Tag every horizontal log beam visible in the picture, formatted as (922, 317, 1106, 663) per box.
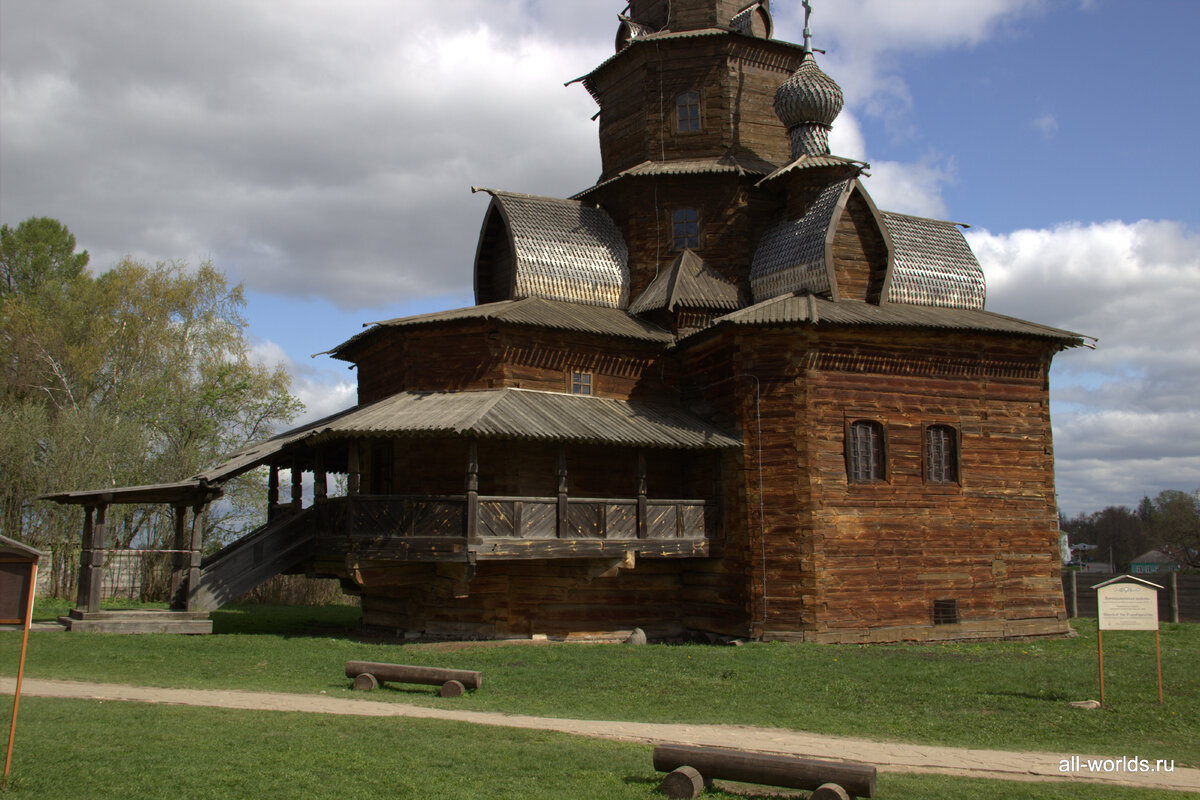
(345, 660, 482, 691)
(652, 744, 875, 798)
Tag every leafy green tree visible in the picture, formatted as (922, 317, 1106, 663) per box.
(0, 217, 302, 595)
(1142, 489, 1200, 569)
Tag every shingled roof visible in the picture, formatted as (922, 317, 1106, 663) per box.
(472, 189, 629, 309)
(882, 211, 987, 310)
(749, 178, 851, 302)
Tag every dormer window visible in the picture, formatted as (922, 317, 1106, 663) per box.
(570, 371, 593, 395)
(672, 208, 700, 249)
(676, 91, 701, 132)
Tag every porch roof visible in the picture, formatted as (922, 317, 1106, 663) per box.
(196, 388, 740, 483)
(41, 479, 224, 507)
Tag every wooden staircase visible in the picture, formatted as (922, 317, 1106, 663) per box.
(177, 507, 317, 613)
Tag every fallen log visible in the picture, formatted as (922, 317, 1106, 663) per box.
(345, 660, 482, 693)
(652, 743, 875, 798)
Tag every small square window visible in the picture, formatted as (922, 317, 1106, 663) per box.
(570, 371, 592, 395)
(933, 599, 959, 625)
(676, 91, 701, 132)
(672, 208, 699, 250)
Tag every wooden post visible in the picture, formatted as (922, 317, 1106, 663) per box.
(169, 504, 188, 608)
(290, 456, 303, 508)
(74, 506, 95, 611)
(1097, 628, 1106, 707)
(1170, 572, 1179, 624)
(348, 439, 361, 495)
(185, 503, 205, 612)
(2, 560, 37, 790)
(1067, 570, 1078, 618)
(636, 452, 648, 540)
(466, 439, 480, 542)
(556, 448, 568, 539)
(1156, 630, 1164, 704)
(267, 465, 279, 520)
(314, 450, 327, 502)
(85, 504, 108, 614)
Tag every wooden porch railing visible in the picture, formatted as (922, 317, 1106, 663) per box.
(310, 495, 714, 542)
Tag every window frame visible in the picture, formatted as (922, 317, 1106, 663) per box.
(569, 370, 593, 396)
(845, 419, 887, 484)
(671, 207, 700, 250)
(675, 90, 702, 133)
(923, 424, 960, 485)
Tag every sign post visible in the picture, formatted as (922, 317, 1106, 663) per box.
(0, 535, 46, 790)
(1094, 575, 1164, 706)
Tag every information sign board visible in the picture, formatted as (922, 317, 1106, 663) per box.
(1097, 581, 1159, 631)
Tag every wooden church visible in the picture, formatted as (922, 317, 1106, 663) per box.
(49, 0, 1084, 642)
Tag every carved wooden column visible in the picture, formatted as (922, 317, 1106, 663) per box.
(185, 503, 206, 612)
(556, 448, 569, 538)
(74, 506, 95, 612)
(290, 455, 303, 509)
(465, 439, 480, 542)
(314, 450, 327, 502)
(347, 440, 361, 495)
(169, 504, 188, 609)
(636, 452, 648, 539)
(267, 465, 280, 521)
(84, 504, 108, 614)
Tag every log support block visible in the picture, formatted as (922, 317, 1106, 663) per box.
(660, 766, 704, 799)
(439, 679, 466, 697)
(351, 673, 379, 691)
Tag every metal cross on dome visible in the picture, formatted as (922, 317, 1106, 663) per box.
(802, 0, 813, 54)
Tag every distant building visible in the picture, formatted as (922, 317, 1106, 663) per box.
(47, 0, 1086, 642)
(1130, 550, 1183, 575)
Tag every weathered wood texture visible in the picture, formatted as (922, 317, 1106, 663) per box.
(344, 660, 482, 691)
(652, 744, 876, 798)
(831, 188, 889, 303)
(359, 559, 690, 640)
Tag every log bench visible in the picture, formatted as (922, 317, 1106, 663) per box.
(653, 743, 876, 799)
(345, 660, 482, 697)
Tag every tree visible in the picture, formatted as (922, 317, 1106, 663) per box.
(0, 217, 302, 595)
(1059, 505, 1145, 572)
(1142, 489, 1200, 569)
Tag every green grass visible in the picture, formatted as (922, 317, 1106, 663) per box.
(0, 698, 1185, 799)
(5, 603, 1199, 768)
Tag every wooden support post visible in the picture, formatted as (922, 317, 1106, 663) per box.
(1156, 629, 1164, 704)
(465, 439, 480, 542)
(636, 452, 648, 540)
(1170, 572, 1179, 624)
(169, 504, 188, 609)
(74, 506, 95, 611)
(85, 504, 108, 614)
(1097, 628, 1106, 707)
(556, 448, 568, 539)
(267, 465, 279, 520)
(314, 450, 327, 502)
(1068, 569, 1078, 618)
(290, 455, 303, 508)
(347, 439, 361, 495)
(185, 503, 205, 612)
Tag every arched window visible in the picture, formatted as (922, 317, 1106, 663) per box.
(846, 420, 885, 482)
(925, 425, 958, 483)
(676, 91, 701, 132)
(672, 208, 700, 249)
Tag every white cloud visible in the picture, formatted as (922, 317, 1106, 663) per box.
(968, 220, 1200, 514)
(1032, 113, 1059, 139)
(860, 158, 956, 218)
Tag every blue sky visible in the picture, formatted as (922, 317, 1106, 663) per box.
(2, 0, 1198, 515)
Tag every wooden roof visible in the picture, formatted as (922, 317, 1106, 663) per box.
(41, 479, 224, 507)
(328, 296, 674, 359)
(698, 295, 1087, 345)
(0, 534, 47, 561)
(628, 249, 742, 315)
(883, 211, 986, 310)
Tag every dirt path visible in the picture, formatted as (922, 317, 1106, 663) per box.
(4, 677, 1197, 793)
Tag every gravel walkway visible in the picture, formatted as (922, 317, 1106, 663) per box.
(4, 677, 1197, 793)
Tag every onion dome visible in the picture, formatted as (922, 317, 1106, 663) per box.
(773, 52, 844, 159)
